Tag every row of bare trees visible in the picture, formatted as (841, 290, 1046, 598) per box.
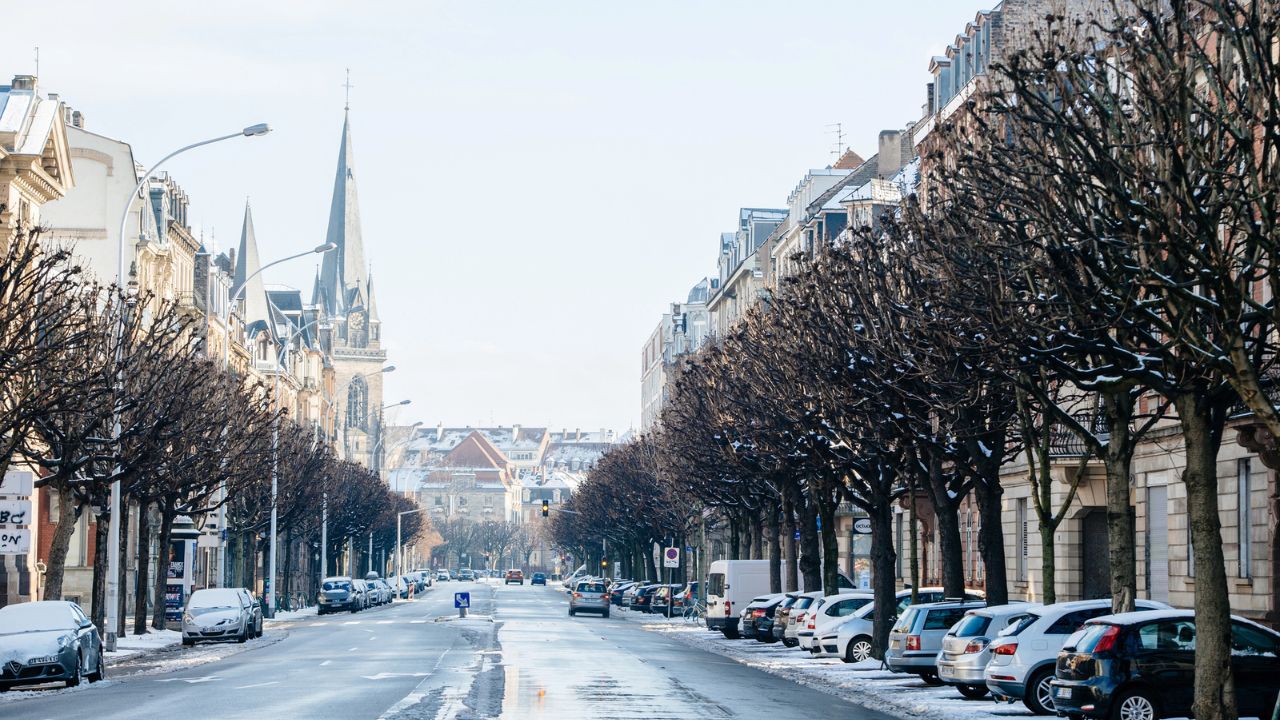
(555, 3, 1278, 718)
(1, 224, 422, 635)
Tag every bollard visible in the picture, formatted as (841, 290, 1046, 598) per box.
(459, 606, 467, 619)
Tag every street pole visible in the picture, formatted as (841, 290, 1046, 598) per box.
(105, 123, 271, 653)
(320, 493, 327, 579)
(367, 532, 373, 575)
(267, 379, 279, 617)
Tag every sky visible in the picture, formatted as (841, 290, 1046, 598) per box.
(7, 0, 982, 434)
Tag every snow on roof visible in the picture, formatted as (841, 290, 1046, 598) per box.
(0, 84, 59, 156)
(188, 588, 245, 608)
(0, 600, 78, 631)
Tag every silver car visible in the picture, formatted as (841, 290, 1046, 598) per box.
(887, 600, 986, 684)
(0, 600, 105, 689)
(936, 602, 1037, 698)
(182, 587, 262, 645)
(568, 579, 610, 618)
(318, 576, 361, 614)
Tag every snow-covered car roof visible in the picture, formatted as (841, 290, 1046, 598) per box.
(0, 601, 80, 632)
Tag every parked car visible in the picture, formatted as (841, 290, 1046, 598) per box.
(936, 603, 1039, 698)
(674, 582, 700, 609)
(752, 594, 789, 643)
(984, 598, 1170, 715)
(0, 600, 105, 689)
(318, 576, 361, 614)
(781, 591, 825, 647)
(505, 569, 525, 585)
(649, 584, 682, 615)
(1053, 609, 1280, 720)
(631, 584, 661, 612)
(887, 599, 987, 684)
(182, 587, 262, 646)
(412, 569, 433, 588)
(741, 594, 786, 640)
(817, 587, 987, 662)
(609, 581, 638, 605)
(706, 560, 772, 638)
(799, 592, 874, 651)
(770, 593, 804, 643)
(531, 572, 547, 586)
(569, 579, 611, 618)
(458, 569, 475, 581)
(436, 569, 450, 583)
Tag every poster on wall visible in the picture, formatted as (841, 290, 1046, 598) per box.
(0, 527, 31, 554)
(165, 584, 184, 621)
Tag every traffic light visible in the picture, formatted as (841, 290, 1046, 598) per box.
(600, 557, 608, 568)
(541, 500, 549, 517)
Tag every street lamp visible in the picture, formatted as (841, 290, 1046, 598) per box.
(395, 506, 431, 593)
(105, 123, 271, 653)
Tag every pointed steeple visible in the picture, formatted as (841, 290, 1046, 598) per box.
(319, 109, 368, 314)
(234, 200, 270, 327)
(310, 266, 326, 309)
(367, 271, 379, 323)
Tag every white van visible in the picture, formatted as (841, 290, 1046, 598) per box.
(706, 560, 771, 638)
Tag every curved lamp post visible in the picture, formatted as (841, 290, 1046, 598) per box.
(105, 123, 271, 653)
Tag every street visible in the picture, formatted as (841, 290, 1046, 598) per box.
(0, 582, 895, 720)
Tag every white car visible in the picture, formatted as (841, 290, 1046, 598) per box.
(798, 592, 873, 651)
(782, 591, 825, 647)
(983, 598, 1170, 715)
(816, 587, 986, 662)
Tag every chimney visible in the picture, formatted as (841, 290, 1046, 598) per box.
(10, 75, 35, 92)
(574, 428, 581, 441)
(436, 422, 444, 442)
(72, 110, 84, 128)
(512, 424, 520, 439)
(878, 130, 904, 178)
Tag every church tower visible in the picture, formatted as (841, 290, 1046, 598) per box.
(315, 107, 386, 469)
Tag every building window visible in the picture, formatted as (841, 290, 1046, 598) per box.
(346, 376, 368, 430)
(1016, 498, 1028, 582)
(1238, 458, 1251, 578)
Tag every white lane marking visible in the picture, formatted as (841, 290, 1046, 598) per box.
(347, 646, 358, 652)
(363, 672, 430, 680)
(156, 675, 220, 684)
(376, 645, 453, 719)
(310, 622, 330, 627)
(234, 681, 280, 689)
(376, 620, 394, 624)
(343, 621, 361, 625)
(410, 620, 427, 624)
(320, 660, 332, 666)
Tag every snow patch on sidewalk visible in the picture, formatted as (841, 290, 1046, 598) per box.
(617, 610, 1034, 720)
(111, 628, 183, 661)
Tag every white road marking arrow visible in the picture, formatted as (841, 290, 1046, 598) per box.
(156, 675, 220, 684)
(235, 681, 280, 689)
(362, 672, 430, 680)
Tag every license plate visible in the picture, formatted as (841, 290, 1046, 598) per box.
(1055, 687, 1071, 699)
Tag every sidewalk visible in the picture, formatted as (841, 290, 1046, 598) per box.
(616, 608, 1034, 720)
(110, 629, 183, 662)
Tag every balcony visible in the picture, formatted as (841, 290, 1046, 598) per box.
(1048, 414, 1110, 458)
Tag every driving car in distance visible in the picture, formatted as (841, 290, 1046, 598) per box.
(505, 569, 525, 585)
(0, 600, 105, 689)
(531, 572, 547, 586)
(569, 579, 611, 618)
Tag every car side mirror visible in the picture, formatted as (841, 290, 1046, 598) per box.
(80, 619, 93, 629)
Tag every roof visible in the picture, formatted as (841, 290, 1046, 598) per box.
(319, 109, 368, 315)
(235, 202, 270, 327)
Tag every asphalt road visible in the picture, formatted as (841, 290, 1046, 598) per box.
(0, 581, 898, 719)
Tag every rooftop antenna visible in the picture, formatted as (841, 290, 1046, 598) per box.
(827, 122, 845, 161)
(34, 47, 39, 79)
(343, 68, 353, 111)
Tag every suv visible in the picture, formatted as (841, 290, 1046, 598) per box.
(504, 569, 525, 585)
(569, 579, 610, 618)
(799, 592, 874, 651)
(887, 599, 987, 684)
(983, 598, 1169, 715)
(936, 603, 1037, 698)
(1052, 609, 1280, 720)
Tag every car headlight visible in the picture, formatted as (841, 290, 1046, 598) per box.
(57, 634, 74, 649)
(183, 613, 194, 624)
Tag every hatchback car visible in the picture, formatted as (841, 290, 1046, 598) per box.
(458, 569, 475, 581)
(800, 592, 874, 651)
(531, 572, 547, 586)
(182, 587, 263, 645)
(983, 598, 1170, 715)
(631, 584, 661, 612)
(0, 600, 105, 689)
(816, 586, 985, 662)
(505, 569, 525, 585)
(1050, 609, 1280, 720)
(936, 603, 1037, 698)
(781, 591, 824, 647)
(569, 580, 611, 617)
(741, 594, 786, 640)
(887, 599, 987, 684)
(318, 576, 362, 614)
(436, 569, 450, 582)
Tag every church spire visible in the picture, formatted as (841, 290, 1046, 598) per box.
(319, 106, 368, 314)
(367, 271, 379, 323)
(234, 200, 270, 327)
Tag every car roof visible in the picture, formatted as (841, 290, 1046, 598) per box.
(906, 598, 987, 611)
(969, 602, 1041, 617)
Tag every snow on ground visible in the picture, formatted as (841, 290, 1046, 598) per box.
(617, 608, 1035, 720)
(110, 628, 183, 661)
(265, 606, 317, 624)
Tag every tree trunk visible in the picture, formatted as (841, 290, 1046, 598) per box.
(116, 499, 130, 639)
(868, 501, 897, 660)
(1039, 522, 1056, 605)
(728, 516, 741, 560)
(151, 507, 174, 631)
(783, 488, 799, 592)
(42, 484, 79, 600)
(1103, 388, 1139, 613)
(644, 542, 658, 582)
(908, 484, 920, 604)
(1173, 392, 1236, 720)
(798, 489, 822, 591)
(767, 504, 782, 593)
(922, 456, 966, 599)
(133, 502, 152, 635)
(283, 528, 294, 608)
(819, 496, 839, 595)
(92, 509, 108, 632)
(974, 480, 1009, 606)
(753, 511, 765, 561)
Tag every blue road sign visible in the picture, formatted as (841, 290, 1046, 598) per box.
(454, 592, 470, 609)
(793, 530, 801, 540)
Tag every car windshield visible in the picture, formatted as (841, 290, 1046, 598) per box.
(949, 613, 992, 637)
(998, 612, 1040, 637)
(578, 583, 606, 593)
(188, 589, 243, 610)
(893, 607, 920, 633)
(793, 596, 815, 610)
(0, 602, 77, 632)
(322, 580, 351, 591)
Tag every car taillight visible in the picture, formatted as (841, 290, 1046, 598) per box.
(725, 601, 731, 615)
(807, 616, 816, 630)
(753, 609, 765, 618)
(1092, 625, 1121, 653)
(992, 642, 1018, 656)
(572, 592, 582, 599)
(963, 638, 988, 654)
(906, 635, 921, 651)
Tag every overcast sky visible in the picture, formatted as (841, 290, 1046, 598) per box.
(8, 1, 981, 434)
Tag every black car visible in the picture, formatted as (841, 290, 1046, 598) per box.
(609, 582, 637, 605)
(748, 595, 786, 643)
(631, 584, 661, 612)
(1051, 609, 1280, 720)
(531, 572, 547, 586)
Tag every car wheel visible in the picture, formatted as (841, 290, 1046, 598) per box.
(569, 609, 575, 617)
(1023, 668, 1057, 715)
(66, 653, 83, 687)
(957, 684, 989, 699)
(782, 637, 797, 648)
(237, 627, 249, 643)
(602, 611, 610, 619)
(723, 626, 740, 639)
(256, 621, 264, 638)
(844, 636, 873, 663)
(182, 637, 195, 646)
(1110, 688, 1158, 720)
(919, 671, 944, 686)
(87, 646, 105, 682)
